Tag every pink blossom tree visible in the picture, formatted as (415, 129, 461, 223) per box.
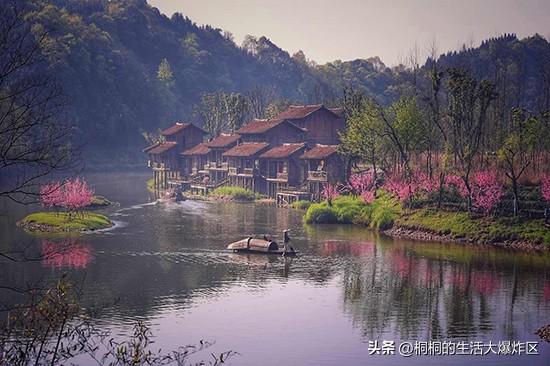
(40, 181, 64, 211)
(445, 174, 468, 198)
(347, 171, 377, 203)
(40, 178, 94, 218)
(63, 178, 94, 216)
(471, 170, 503, 214)
(382, 171, 418, 204)
(322, 183, 340, 207)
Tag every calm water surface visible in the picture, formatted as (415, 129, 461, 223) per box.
(1, 171, 550, 365)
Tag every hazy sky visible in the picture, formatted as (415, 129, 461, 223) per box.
(148, 0, 550, 66)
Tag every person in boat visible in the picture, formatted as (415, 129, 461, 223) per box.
(282, 229, 293, 256)
(246, 236, 252, 249)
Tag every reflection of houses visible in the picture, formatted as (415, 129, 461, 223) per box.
(223, 142, 270, 192)
(301, 145, 346, 201)
(144, 104, 348, 200)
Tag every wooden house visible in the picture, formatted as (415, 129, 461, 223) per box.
(236, 119, 306, 146)
(161, 122, 206, 148)
(273, 105, 345, 145)
(301, 145, 346, 201)
(259, 143, 307, 197)
(204, 134, 240, 184)
(143, 122, 206, 188)
(180, 143, 211, 177)
(222, 142, 270, 192)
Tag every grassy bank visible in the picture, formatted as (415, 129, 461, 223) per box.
(209, 186, 258, 201)
(304, 193, 401, 229)
(18, 212, 113, 233)
(304, 193, 550, 248)
(397, 209, 550, 246)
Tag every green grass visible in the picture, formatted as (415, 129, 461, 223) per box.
(146, 177, 155, 191)
(19, 212, 113, 232)
(398, 209, 550, 246)
(290, 200, 312, 210)
(88, 195, 112, 207)
(304, 192, 401, 228)
(210, 186, 257, 201)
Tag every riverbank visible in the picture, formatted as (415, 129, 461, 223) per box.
(17, 212, 113, 233)
(303, 195, 550, 252)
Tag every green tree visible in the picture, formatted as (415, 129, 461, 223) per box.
(339, 98, 385, 182)
(447, 68, 497, 210)
(498, 109, 543, 216)
(157, 58, 174, 86)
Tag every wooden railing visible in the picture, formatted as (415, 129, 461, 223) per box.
(307, 170, 327, 181)
(276, 172, 288, 181)
(228, 167, 255, 176)
(205, 162, 228, 170)
(149, 161, 167, 170)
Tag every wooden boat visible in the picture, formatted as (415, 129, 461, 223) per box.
(227, 238, 297, 256)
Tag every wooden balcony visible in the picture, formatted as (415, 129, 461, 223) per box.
(205, 162, 229, 171)
(266, 171, 288, 182)
(148, 161, 168, 171)
(228, 167, 255, 176)
(307, 170, 327, 181)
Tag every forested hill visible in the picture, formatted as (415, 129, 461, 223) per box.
(24, 0, 550, 165)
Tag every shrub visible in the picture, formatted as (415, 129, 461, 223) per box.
(304, 204, 338, 224)
(290, 200, 312, 210)
(336, 204, 362, 224)
(210, 186, 256, 201)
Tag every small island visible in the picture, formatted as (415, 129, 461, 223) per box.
(18, 177, 114, 233)
(18, 212, 113, 233)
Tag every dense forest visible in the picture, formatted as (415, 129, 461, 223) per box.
(18, 0, 550, 165)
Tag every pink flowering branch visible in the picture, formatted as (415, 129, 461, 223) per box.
(471, 170, 503, 214)
(322, 183, 341, 206)
(40, 177, 94, 219)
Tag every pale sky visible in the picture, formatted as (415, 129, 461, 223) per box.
(148, 0, 550, 66)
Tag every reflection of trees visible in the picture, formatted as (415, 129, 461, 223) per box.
(41, 239, 93, 269)
(340, 242, 550, 342)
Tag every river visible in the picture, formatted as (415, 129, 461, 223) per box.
(1, 171, 549, 365)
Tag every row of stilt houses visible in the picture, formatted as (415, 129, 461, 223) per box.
(144, 104, 348, 202)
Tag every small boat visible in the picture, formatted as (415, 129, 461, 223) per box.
(227, 235, 297, 256)
(158, 189, 186, 203)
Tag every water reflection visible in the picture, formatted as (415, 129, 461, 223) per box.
(41, 239, 94, 269)
(1, 172, 549, 365)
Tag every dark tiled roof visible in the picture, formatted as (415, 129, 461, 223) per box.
(181, 142, 211, 156)
(160, 122, 206, 136)
(145, 142, 177, 154)
(236, 119, 281, 134)
(222, 142, 270, 157)
(236, 119, 305, 134)
(301, 145, 339, 159)
(206, 134, 240, 148)
(143, 142, 160, 153)
(259, 143, 306, 159)
(273, 105, 323, 119)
